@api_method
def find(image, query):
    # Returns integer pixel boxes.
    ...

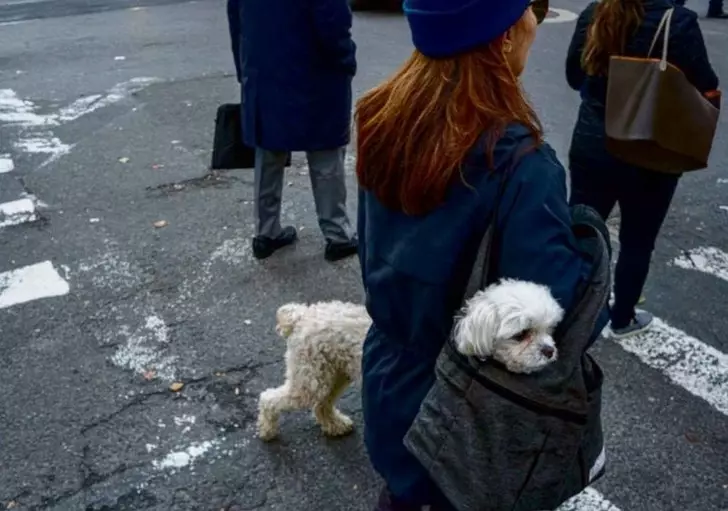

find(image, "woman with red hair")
[356,0,609,509]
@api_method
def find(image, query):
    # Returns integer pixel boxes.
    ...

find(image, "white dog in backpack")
[256,279,564,441]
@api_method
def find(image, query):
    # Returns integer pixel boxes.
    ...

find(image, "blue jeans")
[569,162,679,328]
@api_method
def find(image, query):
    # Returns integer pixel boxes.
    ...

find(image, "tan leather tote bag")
[605,8,720,173]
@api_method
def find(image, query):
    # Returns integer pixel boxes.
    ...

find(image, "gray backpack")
[404,203,611,511]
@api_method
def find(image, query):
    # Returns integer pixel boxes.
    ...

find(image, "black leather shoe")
[324,238,359,262]
[252,226,297,260]
[707,10,728,18]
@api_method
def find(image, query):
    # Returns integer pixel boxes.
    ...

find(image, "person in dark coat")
[355,0,608,509]
[227,0,359,261]
[566,0,719,338]
[674,0,727,18]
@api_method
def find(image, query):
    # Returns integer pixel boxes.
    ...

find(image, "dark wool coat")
[228,0,356,151]
[358,123,610,506]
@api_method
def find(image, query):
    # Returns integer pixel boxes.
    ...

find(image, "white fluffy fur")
[453,279,564,374]
[257,280,564,441]
[258,301,371,441]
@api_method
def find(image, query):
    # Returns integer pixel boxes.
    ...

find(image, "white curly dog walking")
[257,279,563,441]
[257,301,370,441]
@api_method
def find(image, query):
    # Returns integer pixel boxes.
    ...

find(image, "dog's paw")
[320,412,354,437]
[257,425,279,442]
[257,416,279,442]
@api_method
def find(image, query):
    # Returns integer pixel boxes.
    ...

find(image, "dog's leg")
[313,374,354,437]
[257,383,294,441]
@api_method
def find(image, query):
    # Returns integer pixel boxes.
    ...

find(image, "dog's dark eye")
[514,330,531,342]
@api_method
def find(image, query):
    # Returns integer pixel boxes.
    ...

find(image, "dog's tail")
[275,303,306,340]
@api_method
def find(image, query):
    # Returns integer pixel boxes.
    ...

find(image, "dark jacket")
[404,204,611,511]
[566,0,719,168]
[358,124,610,505]
[228,0,356,152]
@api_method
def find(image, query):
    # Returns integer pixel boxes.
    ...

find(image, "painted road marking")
[0,154,14,173]
[55,77,158,123]
[614,317,728,416]
[0,88,57,127]
[672,247,728,284]
[0,78,159,164]
[543,7,579,24]
[0,261,70,310]
[13,136,71,158]
[0,78,158,127]
[0,197,37,228]
[557,488,621,511]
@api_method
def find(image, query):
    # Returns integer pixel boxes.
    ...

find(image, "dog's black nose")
[540,346,555,359]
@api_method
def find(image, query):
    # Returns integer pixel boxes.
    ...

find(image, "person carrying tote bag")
[605,7,721,173]
[565,0,719,339]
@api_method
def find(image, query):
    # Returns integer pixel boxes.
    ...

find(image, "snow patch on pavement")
[110,314,177,382]
[210,238,253,265]
[152,440,219,470]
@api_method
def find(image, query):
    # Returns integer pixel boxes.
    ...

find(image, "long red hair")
[355,33,542,216]
[582,0,645,76]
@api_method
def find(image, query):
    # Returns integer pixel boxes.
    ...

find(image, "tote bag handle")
[647,8,674,71]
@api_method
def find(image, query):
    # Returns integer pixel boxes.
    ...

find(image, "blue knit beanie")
[403,0,531,58]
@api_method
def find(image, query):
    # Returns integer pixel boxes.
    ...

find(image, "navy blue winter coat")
[228,0,356,152]
[358,124,610,506]
[566,0,719,167]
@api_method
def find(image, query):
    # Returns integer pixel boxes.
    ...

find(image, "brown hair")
[582,0,645,76]
[355,33,542,216]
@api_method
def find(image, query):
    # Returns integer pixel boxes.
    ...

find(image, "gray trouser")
[254,147,354,244]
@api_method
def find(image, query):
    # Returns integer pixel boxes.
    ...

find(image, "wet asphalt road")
[1,0,727,510]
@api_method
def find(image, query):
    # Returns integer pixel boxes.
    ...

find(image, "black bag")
[210,103,291,170]
[403,167,612,511]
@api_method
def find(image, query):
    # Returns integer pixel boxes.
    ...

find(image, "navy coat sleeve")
[669,11,720,95]
[497,147,605,329]
[311,0,357,76]
[565,3,596,92]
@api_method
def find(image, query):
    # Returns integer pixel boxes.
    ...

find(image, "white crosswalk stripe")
[672,246,728,284]
[614,317,728,416]
[557,488,621,511]
[0,197,37,228]
[0,260,69,309]
[0,153,14,173]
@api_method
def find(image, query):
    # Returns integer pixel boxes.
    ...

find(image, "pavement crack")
[80,389,168,435]
[178,360,278,387]
[145,171,239,197]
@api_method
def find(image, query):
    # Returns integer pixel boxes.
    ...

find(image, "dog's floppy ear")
[453,291,499,357]
[276,303,306,338]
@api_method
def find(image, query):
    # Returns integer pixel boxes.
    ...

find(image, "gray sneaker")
[610,310,654,339]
